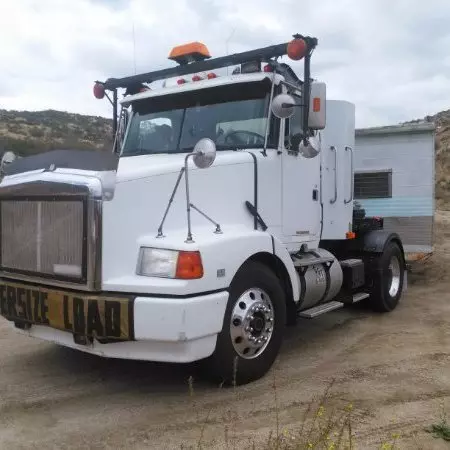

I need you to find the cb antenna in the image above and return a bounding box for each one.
[225,27,236,75]
[132,19,137,74]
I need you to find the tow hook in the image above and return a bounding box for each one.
[14,321,31,330]
[73,334,93,346]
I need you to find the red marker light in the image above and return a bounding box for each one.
[207,72,217,79]
[93,82,105,99]
[313,97,321,112]
[287,38,307,61]
[177,78,187,85]
[192,75,202,81]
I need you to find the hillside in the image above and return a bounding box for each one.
[0,109,113,155]
[0,108,448,205]
[428,110,450,207]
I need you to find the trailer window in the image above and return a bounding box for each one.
[121,79,279,156]
[354,170,392,199]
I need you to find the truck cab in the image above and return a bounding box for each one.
[0,34,406,385]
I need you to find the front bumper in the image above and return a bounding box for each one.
[13,290,229,363]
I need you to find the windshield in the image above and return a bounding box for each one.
[121,79,279,156]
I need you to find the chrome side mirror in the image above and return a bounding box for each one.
[192,138,216,169]
[271,93,296,119]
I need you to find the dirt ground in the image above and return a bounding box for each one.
[0,212,449,450]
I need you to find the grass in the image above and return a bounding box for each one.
[181,367,450,450]
[260,377,355,450]
[425,402,450,442]
[183,373,401,450]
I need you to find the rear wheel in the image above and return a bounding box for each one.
[369,241,405,312]
[205,261,286,386]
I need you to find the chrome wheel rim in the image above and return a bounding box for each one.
[230,288,274,360]
[388,255,401,297]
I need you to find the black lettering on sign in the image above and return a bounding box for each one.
[0,285,6,315]
[16,287,26,319]
[105,301,121,338]
[32,290,40,322]
[63,296,73,330]
[40,292,49,325]
[6,286,17,318]
[73,297,85,334]
[26,290,32,322]
[87,300,104,337]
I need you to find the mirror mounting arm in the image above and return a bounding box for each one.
[301,50,312,147]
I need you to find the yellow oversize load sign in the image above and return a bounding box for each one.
[0,280,134,340]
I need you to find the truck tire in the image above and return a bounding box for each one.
[205,261,286,386]
[369,241,405,313]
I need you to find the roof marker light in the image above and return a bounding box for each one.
[192,75,202,81]
[177,78,187,85]
[207,72,217,79]
[287,38,308,61]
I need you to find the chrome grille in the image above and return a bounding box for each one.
[1,199,86,281]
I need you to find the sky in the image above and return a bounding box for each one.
[0,0,449,128]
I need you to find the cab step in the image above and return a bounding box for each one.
[298,293,370,319]
[293,255,334,268]
[298,301,344,318]
[352,292,370,303]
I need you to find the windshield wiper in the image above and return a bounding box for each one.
[180,144,242,152]
[122,149,168,156]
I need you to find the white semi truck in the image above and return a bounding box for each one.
[0,34,406,385]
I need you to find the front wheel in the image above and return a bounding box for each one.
[205,261,286,386]
[369,241,405,312]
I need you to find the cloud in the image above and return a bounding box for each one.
[0,0,449,127]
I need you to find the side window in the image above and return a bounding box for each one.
[354,170,392,199]
[284,91,303,150]
[267,87,281,148]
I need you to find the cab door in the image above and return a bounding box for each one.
[281,96,322,247]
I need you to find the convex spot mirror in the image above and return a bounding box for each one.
[193,138,217,169]
[271,94,296,119]
[0,151,18,175]
[299,134,321,159]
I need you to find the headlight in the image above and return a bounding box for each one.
[137,247,204,279]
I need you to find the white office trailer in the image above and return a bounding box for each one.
[354,122,435,261]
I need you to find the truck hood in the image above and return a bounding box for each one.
[116,153,189,183]
[116,151,254,183]
[0,148,255,200]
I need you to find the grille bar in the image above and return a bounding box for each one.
[0,197,87,284]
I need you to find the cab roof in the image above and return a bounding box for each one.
[119,72,285,107]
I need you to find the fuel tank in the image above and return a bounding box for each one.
[295,248,343,311]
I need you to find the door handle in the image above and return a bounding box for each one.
[344,146,354,204]
[329,146,337,204]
